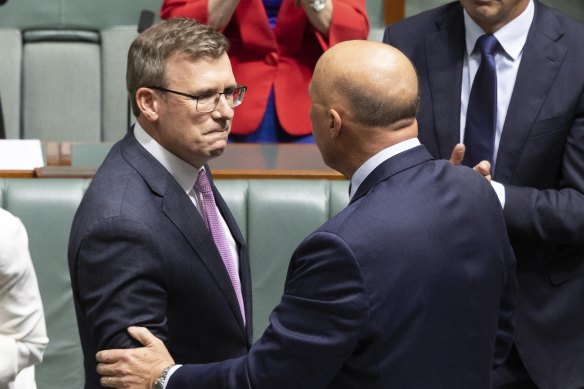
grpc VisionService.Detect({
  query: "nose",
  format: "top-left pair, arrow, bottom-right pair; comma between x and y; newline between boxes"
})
211,94 -> 234,119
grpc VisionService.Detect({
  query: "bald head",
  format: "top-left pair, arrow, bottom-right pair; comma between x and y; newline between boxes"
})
312,40 -> 419,129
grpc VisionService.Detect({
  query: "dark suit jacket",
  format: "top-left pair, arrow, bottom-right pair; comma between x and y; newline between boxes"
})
68,130 -> 253,388
384,2 -> 584,388
167,145 -> 516,389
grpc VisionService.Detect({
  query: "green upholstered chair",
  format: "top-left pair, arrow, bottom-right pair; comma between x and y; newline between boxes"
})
0,178 -> 89,389
0,177 -> 349,384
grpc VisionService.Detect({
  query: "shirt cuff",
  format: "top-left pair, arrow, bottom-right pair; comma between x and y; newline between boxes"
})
490,180 -> 505,208
162,364 -> 182,389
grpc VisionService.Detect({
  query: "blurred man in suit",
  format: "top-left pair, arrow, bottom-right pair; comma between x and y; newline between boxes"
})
68,18 -> 252,388
95,40 -> 516,389
384,1 -> 584,387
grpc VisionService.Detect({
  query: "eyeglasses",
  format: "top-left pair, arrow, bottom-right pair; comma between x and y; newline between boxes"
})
147,85 -> 247,113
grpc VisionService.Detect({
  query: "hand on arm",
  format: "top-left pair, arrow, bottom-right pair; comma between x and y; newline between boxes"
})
96,327 -> 175,389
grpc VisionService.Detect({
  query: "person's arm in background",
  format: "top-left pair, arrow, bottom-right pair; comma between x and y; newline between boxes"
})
0,210 -> 48,385
296,0 -> 332,36
160,0 -> 239,31
305,0 -> 368,48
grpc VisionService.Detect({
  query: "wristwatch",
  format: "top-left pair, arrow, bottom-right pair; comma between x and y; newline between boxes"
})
309,0 -> 326,12
153,364 -> 176,389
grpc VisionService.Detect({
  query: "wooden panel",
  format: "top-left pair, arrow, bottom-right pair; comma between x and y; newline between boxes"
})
385,0 -> 405,25
0,170 -> 35,178
23,143 -> 348,180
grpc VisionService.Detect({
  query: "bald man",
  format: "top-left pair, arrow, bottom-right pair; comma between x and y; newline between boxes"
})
96,41 -> 516,389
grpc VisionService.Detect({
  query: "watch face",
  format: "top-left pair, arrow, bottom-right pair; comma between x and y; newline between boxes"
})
310,0 -> 326,12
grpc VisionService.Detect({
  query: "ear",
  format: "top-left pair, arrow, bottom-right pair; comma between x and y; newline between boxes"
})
136,87 -> 160,122
328,108 -> 342,139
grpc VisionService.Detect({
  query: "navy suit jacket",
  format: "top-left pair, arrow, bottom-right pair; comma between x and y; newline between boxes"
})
384,2 -> 584,387
168,145 -> 516,389
68,130 -> 253,388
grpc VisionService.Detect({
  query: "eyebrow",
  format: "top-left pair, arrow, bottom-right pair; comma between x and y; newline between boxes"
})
187,83 -> 238,95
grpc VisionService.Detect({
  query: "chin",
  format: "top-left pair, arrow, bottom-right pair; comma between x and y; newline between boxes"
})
208,141 -> 227,158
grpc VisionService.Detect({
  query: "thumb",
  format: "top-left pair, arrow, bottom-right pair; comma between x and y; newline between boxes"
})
449,143 -> 465,165
128,326 -> 159,347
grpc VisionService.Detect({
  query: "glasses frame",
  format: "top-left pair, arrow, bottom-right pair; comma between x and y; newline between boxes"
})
146,85 -> 247,112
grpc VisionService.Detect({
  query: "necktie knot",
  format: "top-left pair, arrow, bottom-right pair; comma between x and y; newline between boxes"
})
195,169 -> 212,194
476,34 -> 499,56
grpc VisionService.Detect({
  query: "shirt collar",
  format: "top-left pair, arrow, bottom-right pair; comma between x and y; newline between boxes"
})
349,138 -> 421,200
134,122 -> 202,193
464,0 -> 534,61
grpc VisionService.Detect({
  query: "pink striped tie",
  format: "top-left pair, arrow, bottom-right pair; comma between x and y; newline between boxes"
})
195,169 -> 245,326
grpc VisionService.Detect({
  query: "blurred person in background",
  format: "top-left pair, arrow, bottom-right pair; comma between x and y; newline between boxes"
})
0,208 -> 48,389
161,0 -> 369,143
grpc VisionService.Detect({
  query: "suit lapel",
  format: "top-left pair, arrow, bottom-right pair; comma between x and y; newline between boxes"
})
351,145 -> 434,205
161,188 -> 248,333
425,5 -> 466,159
121,132 -> 248,335
494,2 -> 566,182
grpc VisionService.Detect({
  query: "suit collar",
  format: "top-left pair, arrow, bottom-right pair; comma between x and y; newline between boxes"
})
134,122 -> 199,193
463,0 -> 534,61
495,1 -> 566,181
350,145 -> 434,205
350,138 -> 421,200
425,4 -> 466,158
121,128 -> 250,336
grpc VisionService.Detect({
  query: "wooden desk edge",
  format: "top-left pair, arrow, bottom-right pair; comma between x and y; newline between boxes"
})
0,170 -> 36,178
2,167 -> 347,180
212,169 -> 345,180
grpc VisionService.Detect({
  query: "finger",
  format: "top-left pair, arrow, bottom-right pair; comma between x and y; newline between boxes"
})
128,326 -> 159,346
96,362 -> 117,377
96,350 -> 122,363
449,143 -> 465,165
99,376 -> 115,388
100,375 -> 120,388
473,160 -> 491,177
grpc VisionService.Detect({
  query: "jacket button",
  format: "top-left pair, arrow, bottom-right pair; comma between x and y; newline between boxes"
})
265,52 -> 279,66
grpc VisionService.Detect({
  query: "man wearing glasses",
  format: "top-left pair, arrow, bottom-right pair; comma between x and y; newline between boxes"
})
96,41 -> 516,389
68,18 -> 252,389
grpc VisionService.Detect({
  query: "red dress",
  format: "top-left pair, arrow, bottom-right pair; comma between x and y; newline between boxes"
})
160,0 -> 369,136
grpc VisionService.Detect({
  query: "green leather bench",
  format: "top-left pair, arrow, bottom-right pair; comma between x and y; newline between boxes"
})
0,177 -> 349,389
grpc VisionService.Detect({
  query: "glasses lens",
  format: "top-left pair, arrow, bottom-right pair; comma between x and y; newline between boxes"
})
196,92 -> 217,113
196,86 -> 247,112
233,86 -> 246,107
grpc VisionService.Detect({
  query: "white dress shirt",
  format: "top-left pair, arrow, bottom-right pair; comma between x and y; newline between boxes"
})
133,123 -> 239,274
350,138 -> 421,200
0,209 -> 48,389
461,0 -> 534,206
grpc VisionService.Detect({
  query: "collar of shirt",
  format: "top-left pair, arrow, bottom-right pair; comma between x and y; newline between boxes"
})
349,138 -> 421,200
133,122 -> 203,194
463,0 -> 534,61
